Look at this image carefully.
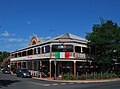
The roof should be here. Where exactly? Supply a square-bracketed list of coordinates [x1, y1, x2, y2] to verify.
[56, 33, 87, 41]
[11, 33, 88, 53]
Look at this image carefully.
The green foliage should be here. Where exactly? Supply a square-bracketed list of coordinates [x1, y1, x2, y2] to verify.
[62, 73, 70, 80]
[0, 51, 10, 62]
[62, 72, 118, 80]
[86, 19, 120, 66]
[62, 73, 75, 80]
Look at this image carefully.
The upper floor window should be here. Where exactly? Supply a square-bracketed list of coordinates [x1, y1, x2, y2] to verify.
[42, 45, 50, 53]
[11, 54, 15, 58]
[82, 47, 89, 54]
[34, 48, 37, 55]
[28, 49, 33, 55]
[52, 45, 73, 52]
[34, 47, 40, 54]
[15, 53, 17, 58]
[18, 52, 21, 57]
[37, 47, 40, 54]
[22, 51, 26, 56]
[75, 46, 81, 53]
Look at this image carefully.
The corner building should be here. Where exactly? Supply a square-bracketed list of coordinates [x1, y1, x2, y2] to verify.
[10, 33, 94, 79]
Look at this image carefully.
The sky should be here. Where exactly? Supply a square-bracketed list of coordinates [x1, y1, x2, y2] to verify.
[0, 0, 120, 52]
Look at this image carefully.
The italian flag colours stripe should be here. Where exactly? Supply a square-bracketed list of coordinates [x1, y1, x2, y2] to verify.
[54, 52, 70, 58]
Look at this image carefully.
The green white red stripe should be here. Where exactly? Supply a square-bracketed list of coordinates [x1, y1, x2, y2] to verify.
[54, 52, 70, 58]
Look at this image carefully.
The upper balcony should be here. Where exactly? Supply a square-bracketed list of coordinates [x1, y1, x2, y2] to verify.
[10, 44, 95, 61]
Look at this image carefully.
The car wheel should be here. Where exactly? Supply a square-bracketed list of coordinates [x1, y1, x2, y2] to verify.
[21, 75, 24, 78]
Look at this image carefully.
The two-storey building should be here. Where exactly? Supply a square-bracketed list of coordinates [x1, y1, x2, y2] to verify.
[10, 33, 94, 78]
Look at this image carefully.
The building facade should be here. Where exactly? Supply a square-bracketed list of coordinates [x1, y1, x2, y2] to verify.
[10, 33, 94, 79]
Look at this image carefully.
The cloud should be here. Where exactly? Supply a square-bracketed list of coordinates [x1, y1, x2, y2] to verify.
[0, 38, 29, 42]
[0, 30, 15, 37]
[1, 30, 10, 36]
[0, 43, 28, 52]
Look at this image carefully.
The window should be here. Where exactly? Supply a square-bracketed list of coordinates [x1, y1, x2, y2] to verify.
[18, 52, 21, 57]
[15, 53, 17, 58]
[45, 45, 50, 53]
[28, 49, 33, 55]
[52, 45, 73, 52]
[22, 51, 26, 56]
[32, 41, 36, 45]
[11, 54, 15, 58]
[82, 47, 89, 54]
[34, 48, 37, 55]
[75, 46, 81, 53]
[37, 47, 40, 54]
[42, 45, 50, 53]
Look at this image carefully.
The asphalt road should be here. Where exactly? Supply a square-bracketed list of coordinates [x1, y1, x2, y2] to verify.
[0, 73, 120, 89]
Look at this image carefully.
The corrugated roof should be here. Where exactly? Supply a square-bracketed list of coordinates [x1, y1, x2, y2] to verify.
[11, 33, 87, 53]
[45, 33, 88, 42]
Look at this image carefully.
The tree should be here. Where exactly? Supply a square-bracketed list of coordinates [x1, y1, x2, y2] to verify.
[0, 51, 10, 63]
[86, 19, 120, 71]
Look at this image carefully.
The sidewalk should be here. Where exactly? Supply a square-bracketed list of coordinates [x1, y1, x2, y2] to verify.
[33, 77, 120, 83]
[10, 72, 120, 83]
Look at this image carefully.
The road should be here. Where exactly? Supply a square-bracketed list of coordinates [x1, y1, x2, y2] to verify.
[0, 73, 120, 89]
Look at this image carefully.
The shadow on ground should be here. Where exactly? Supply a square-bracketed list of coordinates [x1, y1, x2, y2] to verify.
[0, 80, 20, 88]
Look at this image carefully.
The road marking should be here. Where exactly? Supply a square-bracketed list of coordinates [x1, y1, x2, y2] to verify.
[61, 83, 67, 85]
[43, 84, 50, 86]
[28, 82, 50, 87]
[52, 83, 58, 86]
[69, 82, 74, 85]
[28, 81, 77, 87]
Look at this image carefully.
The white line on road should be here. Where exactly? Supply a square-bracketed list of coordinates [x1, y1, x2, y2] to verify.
[28, 82, 50, 87]
[69, 82, 74, 85]
[43, 84, 50, 86]
[52, 83, 58, 86]
[61, 83, 67, 85]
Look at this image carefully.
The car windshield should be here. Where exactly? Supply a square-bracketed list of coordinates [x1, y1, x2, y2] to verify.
[21, 69, 29, 72]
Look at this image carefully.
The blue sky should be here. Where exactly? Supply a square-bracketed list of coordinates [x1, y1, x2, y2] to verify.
[0, 0, 120, 52]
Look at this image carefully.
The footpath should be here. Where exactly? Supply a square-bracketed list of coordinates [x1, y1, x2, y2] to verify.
[33, 77, 120, 83]
[9, 72, 120, 83]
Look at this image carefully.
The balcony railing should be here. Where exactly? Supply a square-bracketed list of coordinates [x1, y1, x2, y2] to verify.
[51, 52, 74, 58]
[75, 53, 95, 59]
[10, 52, 95, 61]
[75, 53, 86, 59]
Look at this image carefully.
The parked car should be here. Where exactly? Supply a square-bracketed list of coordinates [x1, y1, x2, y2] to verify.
[16, 68, 32, 78]
[1, 68, 11, 74]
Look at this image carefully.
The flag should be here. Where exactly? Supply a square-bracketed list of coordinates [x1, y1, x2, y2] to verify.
[54, 52, 70, 58]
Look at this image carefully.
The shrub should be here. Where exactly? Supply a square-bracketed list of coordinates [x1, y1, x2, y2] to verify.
[62, 73, 70, 80]
[62, 72, 118, 80]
